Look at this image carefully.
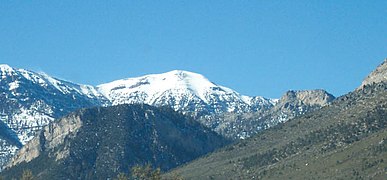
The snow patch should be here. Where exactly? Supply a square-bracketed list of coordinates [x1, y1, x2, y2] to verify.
[38, 72, 71, 94]
[8, 81, 19, 91]
[0, 64, 15, 79]
[10, 106, 54, 145]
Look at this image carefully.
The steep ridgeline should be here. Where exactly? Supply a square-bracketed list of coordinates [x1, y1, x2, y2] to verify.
[2, 104, 228, 179]
[166, 60, 387, 180]
[0, 65, 108, 166]
[97, 70, 275, 116]
[360, 58, 387, 88]
[199, 89, 334, 139]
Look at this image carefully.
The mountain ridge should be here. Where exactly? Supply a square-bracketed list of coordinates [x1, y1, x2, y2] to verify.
[165, 61, 387, 179]
[0, 64, 335, 168]
[360, 58, 387, 88]
[97, 70, 275, 116]
[0, 64, 109, 167]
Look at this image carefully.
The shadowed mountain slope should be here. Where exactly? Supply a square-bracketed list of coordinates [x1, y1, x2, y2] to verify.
[2, 104, 229, 179]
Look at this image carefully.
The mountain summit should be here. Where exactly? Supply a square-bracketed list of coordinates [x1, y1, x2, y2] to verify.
[97, 70, 274, 116]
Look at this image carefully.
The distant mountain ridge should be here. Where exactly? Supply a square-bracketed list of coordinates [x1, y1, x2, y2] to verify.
[2, 59, 385, 178]
[0, 64, 335, 168]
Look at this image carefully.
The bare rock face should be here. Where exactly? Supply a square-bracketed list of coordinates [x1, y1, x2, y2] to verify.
[6, 113, 82, 168]
[360, 59, 387, 88]
[261, 89, 335, 127]
[268, 89, 335, 123]
[279, 89, 335, 107]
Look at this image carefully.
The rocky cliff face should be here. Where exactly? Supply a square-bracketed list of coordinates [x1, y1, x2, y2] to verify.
[360, 58, 387, 88]
[278, 89, 335, 107]
[268, 89, 335, 123]
[7, 113, 82, 167]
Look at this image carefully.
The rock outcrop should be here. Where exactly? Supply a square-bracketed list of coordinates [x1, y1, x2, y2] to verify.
[279, 89, 335, 107]
[6, 113, 82, 168]
[360, 58, 387, 88]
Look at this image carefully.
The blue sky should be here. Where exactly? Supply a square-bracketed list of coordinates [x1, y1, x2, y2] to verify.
[0, 1, 386, 98]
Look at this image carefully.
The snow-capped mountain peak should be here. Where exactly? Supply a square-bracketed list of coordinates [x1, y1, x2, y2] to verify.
[97, 70, 273, 115]
[0, 64, 14, 73]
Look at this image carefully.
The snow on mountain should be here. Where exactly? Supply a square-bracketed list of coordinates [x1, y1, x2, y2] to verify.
[0, 65, 334, 168]
[97, 70, 274, 115]
[0, 64, 109, 141]
[0, 64, 109, 167]
[0, 66, 274, 168]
